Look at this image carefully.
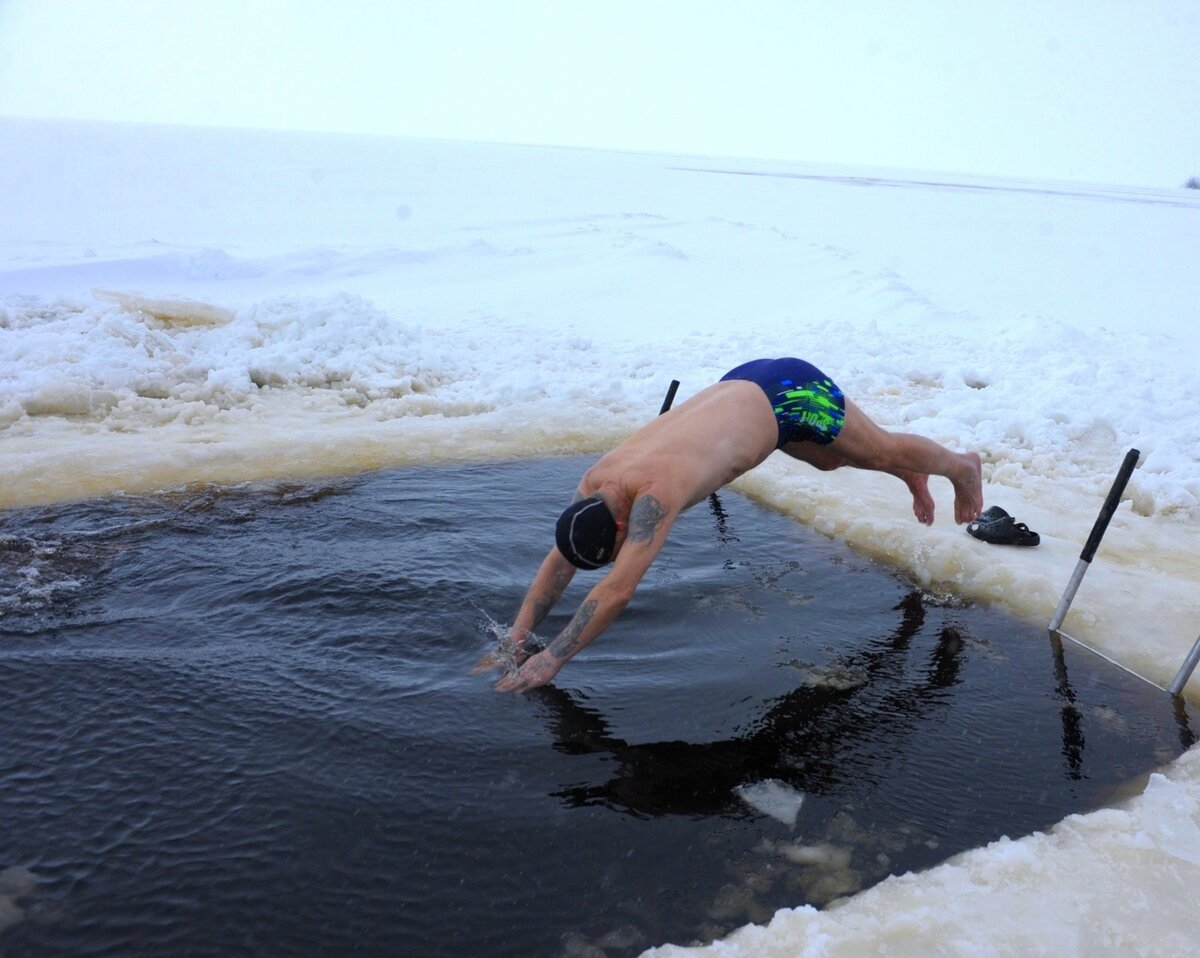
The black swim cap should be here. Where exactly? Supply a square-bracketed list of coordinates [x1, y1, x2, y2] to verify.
[555, 497, 618, 569]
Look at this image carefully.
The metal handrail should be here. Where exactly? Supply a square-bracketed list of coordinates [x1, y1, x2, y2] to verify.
[1046, 447, 1199, 699]
[1048, 448, 1140, 633]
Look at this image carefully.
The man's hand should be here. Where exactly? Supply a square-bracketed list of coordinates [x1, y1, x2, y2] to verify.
[470, 629, 531, 675]
[470, 649, 506, 675]
[494, 649, 563, 693]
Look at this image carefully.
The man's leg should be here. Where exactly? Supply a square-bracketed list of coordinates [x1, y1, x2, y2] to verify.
[783, 399, 982, 525]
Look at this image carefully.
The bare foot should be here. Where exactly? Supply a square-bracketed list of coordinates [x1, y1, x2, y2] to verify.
[951, 452, 984, 524]
[903, 473, 936, 525]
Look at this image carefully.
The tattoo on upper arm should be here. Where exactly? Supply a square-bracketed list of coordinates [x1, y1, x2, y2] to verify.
[628, 495, 668, 543]
[550, 599, 597, 660]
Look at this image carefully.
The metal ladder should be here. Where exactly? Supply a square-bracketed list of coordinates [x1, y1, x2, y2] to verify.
[1047, 448, 1200, 697]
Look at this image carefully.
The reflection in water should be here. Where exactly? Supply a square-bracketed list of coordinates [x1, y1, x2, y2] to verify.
[0, 867, 40, 939]
[534, 592, 963, 820]
[1049, 630, 1195, 764]
[706, 492, 737, 547]
[1175, 697, 1197, 751]
[1048, 630, 1088, 781]
[530, 586, 1196, 927]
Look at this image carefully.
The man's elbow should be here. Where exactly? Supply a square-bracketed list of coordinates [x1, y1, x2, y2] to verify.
[596, 579, 637, 611]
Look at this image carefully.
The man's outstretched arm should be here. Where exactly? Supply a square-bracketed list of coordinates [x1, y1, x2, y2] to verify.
[495, 493, 675, 692]
[472, 547, 576, 673]
[512, 547, 578, 647]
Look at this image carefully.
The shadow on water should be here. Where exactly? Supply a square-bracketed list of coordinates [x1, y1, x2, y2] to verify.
[0, 457, 1193, 958]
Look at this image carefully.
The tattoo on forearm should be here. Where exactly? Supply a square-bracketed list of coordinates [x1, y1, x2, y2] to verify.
[550, 600, 597, 660]
[526, 570, 573, 629]
[629, 495, 668, 542]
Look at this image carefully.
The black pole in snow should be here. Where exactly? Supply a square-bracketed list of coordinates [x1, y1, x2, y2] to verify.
[658, 380, 680, 416]
[1080, 448, 1140, 564]
[1048, 448, 1140, 633]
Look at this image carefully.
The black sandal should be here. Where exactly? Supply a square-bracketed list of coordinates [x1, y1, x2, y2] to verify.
[968, 505, 1011, 528]
[967, 507, 1040, 547]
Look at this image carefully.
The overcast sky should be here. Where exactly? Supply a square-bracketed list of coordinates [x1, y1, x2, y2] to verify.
[1, 0, 1197, 186]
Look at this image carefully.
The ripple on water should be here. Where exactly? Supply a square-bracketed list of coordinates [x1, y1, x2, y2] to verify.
[1, 458, 1193, 958]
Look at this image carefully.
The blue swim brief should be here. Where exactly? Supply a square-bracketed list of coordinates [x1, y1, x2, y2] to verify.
[720, 358, 846, 448]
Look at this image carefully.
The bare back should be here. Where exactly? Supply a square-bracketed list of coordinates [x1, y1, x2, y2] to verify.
[578, 380, 779, 511]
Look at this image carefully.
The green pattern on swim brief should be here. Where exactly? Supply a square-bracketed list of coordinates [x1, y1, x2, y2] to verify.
[774, 378, 845, 441]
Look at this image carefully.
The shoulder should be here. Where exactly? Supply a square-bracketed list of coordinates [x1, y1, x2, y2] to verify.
[626, 491, 674, 543]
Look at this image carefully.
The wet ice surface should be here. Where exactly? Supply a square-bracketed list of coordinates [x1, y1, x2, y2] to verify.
[0, 457, 1191, 958]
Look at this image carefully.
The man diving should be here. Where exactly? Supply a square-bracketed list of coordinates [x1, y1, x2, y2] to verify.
[476, 358, 983, 693]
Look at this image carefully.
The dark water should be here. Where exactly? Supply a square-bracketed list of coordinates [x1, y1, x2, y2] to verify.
[1, 457, 1192, 958]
